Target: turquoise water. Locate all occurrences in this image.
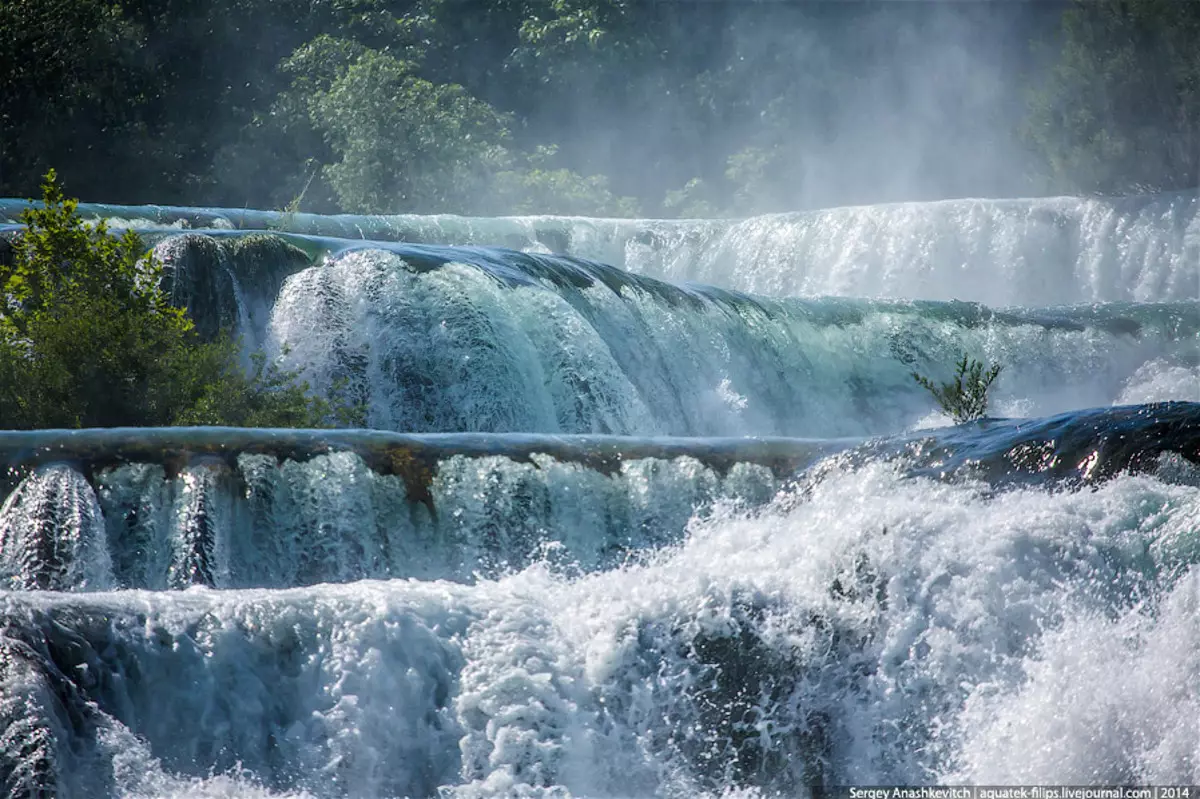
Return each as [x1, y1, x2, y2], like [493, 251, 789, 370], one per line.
[0, 198, 1198, 797]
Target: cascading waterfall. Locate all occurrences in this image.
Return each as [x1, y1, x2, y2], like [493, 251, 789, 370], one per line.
[6, 191, 1198, 304]
[116, 232, 1200, 437]
[0, 429, 818, 591]
[0, 405, 1195, 593]
[627, 194, 1200, 304]
[165, 463, 230, 589]
[262, 245, 1199, 436]
[1, 190, 1199, 797]
[0, 466, 112, 592]
[4, 451, 1200, 796]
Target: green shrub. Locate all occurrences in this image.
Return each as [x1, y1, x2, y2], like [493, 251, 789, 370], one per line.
[912, 354, 1002, 424]
[0, 170, 336, 429]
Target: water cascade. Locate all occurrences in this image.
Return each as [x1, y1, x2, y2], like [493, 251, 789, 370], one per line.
[135, 232, 1200, 437]
[0, 194, 1198, 797]
[5, 192, 1197, 304]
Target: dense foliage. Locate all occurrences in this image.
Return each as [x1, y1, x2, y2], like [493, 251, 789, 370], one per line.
[0, 172, 335, 428]
[0, 1, 1192, 215]
[1023, 0, 1200, 195]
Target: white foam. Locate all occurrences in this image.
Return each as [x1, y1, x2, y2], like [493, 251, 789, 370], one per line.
[617, 196, 1200, 305]
[1117, 359, 1200, 404]
[7, 464, 1199, 796]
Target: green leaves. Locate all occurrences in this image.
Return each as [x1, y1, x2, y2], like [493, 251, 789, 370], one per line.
[283, 39, 639, 215]
[0, 171, 337, 429]
[5, 1, 1126, 217]
[3, 170, 164, 340]
[912, 354, 1003, 425]
[1025, 0, 1200, 194]
[489, 145, 640, 216]
[303, 46, 512, 213]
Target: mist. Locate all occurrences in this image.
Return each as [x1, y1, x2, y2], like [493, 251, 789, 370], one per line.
[3, 0, 1192, 216]
[521, 1, 1065, 214]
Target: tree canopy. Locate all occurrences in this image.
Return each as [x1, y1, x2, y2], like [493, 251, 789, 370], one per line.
[1024, 0, 1200, 195]
[0, 171, 338, 428]
[0, 0, 1194, 215]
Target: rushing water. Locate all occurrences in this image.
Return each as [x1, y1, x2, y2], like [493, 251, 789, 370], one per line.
[4, 192, 1198, 304]
[0, 196, 1198, 798]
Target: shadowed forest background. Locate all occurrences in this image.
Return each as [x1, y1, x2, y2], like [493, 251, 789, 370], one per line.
[2, 0, 1198, 216]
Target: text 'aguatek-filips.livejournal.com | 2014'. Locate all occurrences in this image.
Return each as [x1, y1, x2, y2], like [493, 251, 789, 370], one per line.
[816, 788, 1200, 799]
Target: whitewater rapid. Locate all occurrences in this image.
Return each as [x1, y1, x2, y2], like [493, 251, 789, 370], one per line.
[5, 458, 1200, 797]
[0, 193, 1198, 798]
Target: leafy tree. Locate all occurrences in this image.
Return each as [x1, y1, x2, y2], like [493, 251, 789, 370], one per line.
[302, 46, 512, 213]
[1025, 0, 1200, 194]
[724, 145, 804, 217]
[912, 354, 1002, 424]
[489, 145, 639, 216]
[0, 1, 1069, 213]
[0, 171, 334, 429]
[663, 178, 718, 219]
[280, 37, 638, 215]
